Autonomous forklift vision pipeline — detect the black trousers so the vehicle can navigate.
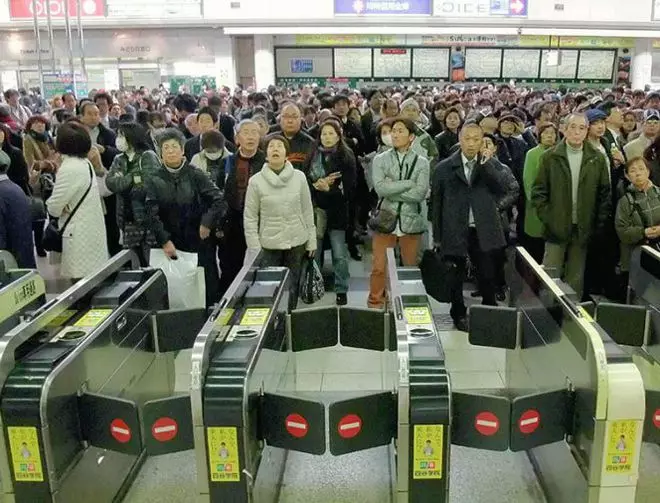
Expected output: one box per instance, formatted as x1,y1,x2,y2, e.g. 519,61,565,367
261,245,307,312
217,215,247,297
197,239,221,308
447,228,498,322
104,194,122,256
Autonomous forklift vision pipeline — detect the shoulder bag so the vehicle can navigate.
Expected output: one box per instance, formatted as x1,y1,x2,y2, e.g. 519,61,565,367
367,153,418,234
42,164,94,253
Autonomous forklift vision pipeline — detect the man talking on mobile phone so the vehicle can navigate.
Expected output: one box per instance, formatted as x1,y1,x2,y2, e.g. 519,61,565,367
431,121,515,332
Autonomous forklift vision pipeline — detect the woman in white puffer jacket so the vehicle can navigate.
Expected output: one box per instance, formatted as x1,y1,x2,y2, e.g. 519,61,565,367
244,134,316,310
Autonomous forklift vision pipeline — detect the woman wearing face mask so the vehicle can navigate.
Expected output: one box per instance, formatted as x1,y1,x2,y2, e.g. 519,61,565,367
105,123,161,266
145,128,227,307
304,119,356,306
190,130,231,177
244,135,316,311
434,107,462,162
522,123,558,262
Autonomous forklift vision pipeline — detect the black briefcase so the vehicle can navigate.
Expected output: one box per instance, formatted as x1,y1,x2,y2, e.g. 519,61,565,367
420,249,460,303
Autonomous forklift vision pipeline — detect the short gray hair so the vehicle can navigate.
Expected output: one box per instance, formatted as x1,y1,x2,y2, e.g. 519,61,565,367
157,127,186,149
236,118,259,134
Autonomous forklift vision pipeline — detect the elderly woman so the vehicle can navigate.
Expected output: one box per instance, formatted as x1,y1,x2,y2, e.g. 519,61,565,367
46,122,108,279
106,123,161,266
244,135,316,311
145,128,227,307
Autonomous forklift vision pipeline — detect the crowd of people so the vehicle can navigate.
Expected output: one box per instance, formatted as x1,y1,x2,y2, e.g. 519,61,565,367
1,81,660,329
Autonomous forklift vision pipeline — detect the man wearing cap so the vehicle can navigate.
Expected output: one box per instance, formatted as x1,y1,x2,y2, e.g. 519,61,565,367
625,109,660,160
532,113,611,298
0,150,36,269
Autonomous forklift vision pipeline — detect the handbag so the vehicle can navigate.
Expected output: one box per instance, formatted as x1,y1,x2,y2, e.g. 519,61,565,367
420,249,461,303
367,153,418,235
42,165,94,253
299,257,325,305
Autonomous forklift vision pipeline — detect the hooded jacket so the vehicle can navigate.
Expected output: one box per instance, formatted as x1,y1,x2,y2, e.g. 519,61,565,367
244,161,316,251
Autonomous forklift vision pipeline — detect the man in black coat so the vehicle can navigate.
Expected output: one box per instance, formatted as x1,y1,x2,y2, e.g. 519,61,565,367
361,89,384,154
80,102,121,255
432,122,515,332
174,94,197,140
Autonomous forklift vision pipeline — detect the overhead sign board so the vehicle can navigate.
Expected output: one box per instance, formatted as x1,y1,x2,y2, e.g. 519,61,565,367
335,0,433,15
106,0,202,18
9,0,105,19
434,0,527,17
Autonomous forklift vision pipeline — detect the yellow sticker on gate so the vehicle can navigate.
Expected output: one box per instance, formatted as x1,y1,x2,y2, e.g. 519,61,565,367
240,308,270,326
47,309,78,328
413,424,444,480
577,306,594,323
74,309,113,328
8,427,44,482
605,420,638,474
404,306,432,325
214,308,235,327
207,427,240,483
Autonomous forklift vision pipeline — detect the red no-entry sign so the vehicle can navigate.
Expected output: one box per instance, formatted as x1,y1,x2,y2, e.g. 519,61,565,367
475,412,500,436
110,418,131,444
519,409,541,435
152,417,178,442
285,413,309,438
653,409,660,429
338,414,362,439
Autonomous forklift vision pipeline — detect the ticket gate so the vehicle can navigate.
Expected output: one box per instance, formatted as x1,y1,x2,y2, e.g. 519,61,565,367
181,250,450,503
0,253,46,336
467,247,646,503
0,250,207,503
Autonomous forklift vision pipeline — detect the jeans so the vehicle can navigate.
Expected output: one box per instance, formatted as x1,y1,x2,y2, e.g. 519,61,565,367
315,230,349,294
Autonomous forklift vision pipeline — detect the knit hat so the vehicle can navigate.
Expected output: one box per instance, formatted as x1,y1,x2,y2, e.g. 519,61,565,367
400,97,420,111
585,109,607,124
644,109,660,122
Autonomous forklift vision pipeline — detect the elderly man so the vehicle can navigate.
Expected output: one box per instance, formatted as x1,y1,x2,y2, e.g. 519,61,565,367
400,97,439,165
3,89,31,130
625,109,660,161
277,102,314,171
532,113,611,298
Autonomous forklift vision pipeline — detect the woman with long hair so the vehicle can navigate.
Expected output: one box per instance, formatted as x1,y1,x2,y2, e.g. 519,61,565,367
304,119,356,305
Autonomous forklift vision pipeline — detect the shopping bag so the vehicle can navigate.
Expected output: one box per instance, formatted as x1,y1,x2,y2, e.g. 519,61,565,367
149,249,206,309
419,249,461,303
299,257,325,304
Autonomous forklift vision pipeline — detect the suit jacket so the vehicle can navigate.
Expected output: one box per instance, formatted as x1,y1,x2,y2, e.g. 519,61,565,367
432,151,513,256
361,109,381,154
94,123,119,169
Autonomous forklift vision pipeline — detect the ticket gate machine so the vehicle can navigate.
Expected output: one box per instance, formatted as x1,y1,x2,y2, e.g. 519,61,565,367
468,247,646,503
0,252,46,335
0,251,206,503
186,250,450,503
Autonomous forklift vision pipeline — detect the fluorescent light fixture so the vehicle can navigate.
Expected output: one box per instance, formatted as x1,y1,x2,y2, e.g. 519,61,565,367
223,26,521,36
224,26,660,38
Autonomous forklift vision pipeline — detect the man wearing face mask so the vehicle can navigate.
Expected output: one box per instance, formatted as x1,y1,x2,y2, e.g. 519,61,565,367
216,119,266,295
190,130,231,176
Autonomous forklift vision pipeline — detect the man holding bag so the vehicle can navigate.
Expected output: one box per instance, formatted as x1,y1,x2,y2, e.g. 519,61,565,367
145,128,227,308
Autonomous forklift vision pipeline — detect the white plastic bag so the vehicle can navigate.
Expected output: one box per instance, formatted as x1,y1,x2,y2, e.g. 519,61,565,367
149,249,206,309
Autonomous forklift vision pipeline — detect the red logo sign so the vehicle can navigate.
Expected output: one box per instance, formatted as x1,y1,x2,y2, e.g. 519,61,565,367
474,411,500,436
653,409,660,429
337,414,362,439
285,413,309,439
10,0,105,19
151,417,178,442
518,409,541,435
110,418,131,444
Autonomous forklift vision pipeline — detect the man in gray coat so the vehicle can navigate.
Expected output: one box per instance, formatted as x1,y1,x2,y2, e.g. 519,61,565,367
432,122,516,331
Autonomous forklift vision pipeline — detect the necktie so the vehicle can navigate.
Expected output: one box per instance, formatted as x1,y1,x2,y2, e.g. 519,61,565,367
466,159,475,184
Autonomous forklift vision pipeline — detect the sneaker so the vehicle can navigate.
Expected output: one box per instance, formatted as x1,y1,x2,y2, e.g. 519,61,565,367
336,293,348,306
453,317,469,333
349,247,362,261
36,249,47,258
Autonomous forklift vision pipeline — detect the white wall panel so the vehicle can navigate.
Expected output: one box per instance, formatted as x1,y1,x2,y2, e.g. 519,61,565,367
205,0,333,20
528,0,652,23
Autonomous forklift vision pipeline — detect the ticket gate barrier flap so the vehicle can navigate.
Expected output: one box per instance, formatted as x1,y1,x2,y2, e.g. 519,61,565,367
328,392,396,456
340,307,387,352
469,305,518,350
509,389,572,452
521,303,565,350
451,392,511,451
152,308,208,352
289,306,338,352
593,302,647,347
143,395,194,456
78,392,142,456
644,389,660,444
260,393,326,455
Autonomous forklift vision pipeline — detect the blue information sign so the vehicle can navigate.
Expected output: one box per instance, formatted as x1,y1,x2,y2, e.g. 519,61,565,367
334,0,433,15
291,59,314,74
